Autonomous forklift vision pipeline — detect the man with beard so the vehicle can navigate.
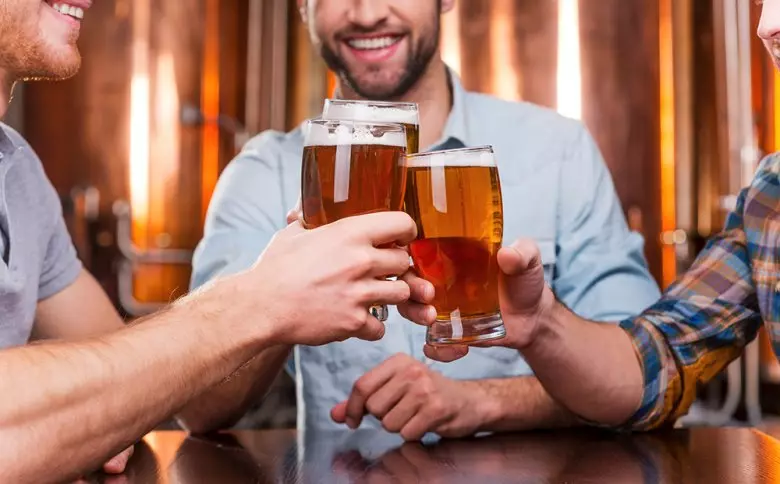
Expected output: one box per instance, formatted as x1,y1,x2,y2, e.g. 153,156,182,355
0,1,420,481
188,0,661,439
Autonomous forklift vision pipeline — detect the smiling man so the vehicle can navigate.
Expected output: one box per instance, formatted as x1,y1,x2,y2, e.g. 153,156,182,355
188,0,661,440
0,0,422,481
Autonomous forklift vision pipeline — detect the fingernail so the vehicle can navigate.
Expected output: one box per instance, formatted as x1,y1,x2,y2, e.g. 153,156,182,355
346,418,357,429
425,283,435,301
427,306,437,323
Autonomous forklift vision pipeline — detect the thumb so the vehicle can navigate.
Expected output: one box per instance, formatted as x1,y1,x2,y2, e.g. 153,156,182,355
331,401,348,423
286,197,302,225
497,239,547,316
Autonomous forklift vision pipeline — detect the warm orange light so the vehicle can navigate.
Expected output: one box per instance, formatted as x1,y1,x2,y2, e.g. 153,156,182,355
490,0,520,100
201,0,221,224
150,52,181,238
557,0,582,119
129,0,150,248
440,0,462,76
659,0,677,287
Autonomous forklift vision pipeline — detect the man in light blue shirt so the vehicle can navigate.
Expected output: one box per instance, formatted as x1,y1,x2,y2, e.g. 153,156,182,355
185,0,661,439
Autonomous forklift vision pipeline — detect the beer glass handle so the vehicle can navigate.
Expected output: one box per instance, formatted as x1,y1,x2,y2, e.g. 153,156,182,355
369,304,389,322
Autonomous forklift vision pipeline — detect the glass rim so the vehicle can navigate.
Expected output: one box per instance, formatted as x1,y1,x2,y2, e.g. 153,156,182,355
404,145,495,167
306,117,407,132
405,145,494,159
324,99,419,110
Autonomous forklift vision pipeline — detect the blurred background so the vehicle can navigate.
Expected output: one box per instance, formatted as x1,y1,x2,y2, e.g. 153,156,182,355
5,0,778,428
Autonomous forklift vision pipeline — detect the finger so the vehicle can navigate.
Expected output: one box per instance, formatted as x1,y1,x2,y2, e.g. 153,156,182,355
102,446,135,474
368,248,412,278
380,395,423,434
344,354,415,428
286,198,302,225
340,212,418,247
397,301,437,326
331,401,348,423
400,411,443,442
423,344,469,362
359,279,411,306
497,239,543,276
353,315,386,342
365,374,410,420
400,270,435,304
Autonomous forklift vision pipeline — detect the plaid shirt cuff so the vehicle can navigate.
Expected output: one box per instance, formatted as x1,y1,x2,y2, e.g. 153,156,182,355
617,316,683,431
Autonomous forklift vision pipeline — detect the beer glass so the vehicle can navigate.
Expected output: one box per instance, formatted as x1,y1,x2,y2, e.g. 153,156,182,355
404,146,505,344
301,119,408,322
322,100,420,154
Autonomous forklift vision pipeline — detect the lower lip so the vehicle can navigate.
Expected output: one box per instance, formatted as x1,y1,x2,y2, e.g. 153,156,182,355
343,37,404,63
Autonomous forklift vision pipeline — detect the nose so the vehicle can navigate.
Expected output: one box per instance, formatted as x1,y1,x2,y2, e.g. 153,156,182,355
347,0,390,29
758,1,780,41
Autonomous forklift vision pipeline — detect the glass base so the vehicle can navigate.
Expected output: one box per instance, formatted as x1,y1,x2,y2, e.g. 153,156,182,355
426,313,505,345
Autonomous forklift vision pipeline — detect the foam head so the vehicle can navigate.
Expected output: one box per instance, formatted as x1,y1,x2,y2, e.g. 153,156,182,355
323,100,419,125
405,146,496,168
304,120,408,148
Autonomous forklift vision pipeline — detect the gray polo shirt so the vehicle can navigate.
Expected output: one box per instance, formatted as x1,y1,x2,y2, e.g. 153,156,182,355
0,123,82,348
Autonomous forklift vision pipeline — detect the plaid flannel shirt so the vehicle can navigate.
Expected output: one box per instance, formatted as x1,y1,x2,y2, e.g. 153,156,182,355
619,154,780,430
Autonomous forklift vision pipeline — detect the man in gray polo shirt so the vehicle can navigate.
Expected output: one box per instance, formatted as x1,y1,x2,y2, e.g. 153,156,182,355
188,0,661,440
0,1,421,481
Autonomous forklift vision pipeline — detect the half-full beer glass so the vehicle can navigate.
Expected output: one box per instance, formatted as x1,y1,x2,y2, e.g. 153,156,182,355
404,146,505,344
322,100,420,154
301,119,408,322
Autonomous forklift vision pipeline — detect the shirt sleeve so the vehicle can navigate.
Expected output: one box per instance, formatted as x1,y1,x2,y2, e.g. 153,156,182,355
190,133,296,376
554,126,661,321
618,173,768,430
191,133,291,290
36,161,82,301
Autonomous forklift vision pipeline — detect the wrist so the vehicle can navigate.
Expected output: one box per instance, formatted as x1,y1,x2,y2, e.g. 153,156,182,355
526,287,567,352
460,380,503,430
176,272,278,350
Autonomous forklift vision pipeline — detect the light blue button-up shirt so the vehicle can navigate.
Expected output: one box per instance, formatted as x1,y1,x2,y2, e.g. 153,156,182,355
191,73,661,431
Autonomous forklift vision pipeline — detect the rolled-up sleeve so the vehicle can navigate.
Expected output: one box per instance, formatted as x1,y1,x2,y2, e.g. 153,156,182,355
554,126,661,321
618,184,764,430
191,134,291,290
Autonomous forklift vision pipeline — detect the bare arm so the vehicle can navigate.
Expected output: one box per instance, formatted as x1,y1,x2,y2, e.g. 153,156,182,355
176,344,291,433
0,213,418,483
468,375,578,432
32,270,124,340
0,275,270,483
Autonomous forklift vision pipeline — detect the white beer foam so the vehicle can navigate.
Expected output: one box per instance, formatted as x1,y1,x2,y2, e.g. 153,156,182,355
405,147,496,168
324,102,419,125
305,122,407,148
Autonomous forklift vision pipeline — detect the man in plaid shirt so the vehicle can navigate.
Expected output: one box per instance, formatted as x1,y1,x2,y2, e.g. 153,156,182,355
392,2,780,431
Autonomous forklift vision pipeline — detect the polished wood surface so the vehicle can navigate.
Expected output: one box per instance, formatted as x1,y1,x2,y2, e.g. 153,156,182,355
90,427,780,483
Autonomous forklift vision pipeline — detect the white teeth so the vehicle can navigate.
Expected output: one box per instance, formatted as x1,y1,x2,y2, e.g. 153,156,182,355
347,36,400,50
51,3,85,20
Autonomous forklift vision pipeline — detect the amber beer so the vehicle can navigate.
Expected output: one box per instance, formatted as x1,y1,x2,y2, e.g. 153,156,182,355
322,99,420,154
404,146,505,344
301,119,408,228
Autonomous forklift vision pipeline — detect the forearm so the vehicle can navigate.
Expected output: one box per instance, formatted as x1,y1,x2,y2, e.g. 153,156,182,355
469,376,579,432
522,303,644,426
0,277,270,483
177,344,292,433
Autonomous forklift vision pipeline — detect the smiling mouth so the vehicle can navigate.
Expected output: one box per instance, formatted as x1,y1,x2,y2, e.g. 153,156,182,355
45,1,86,21
345,35,404,51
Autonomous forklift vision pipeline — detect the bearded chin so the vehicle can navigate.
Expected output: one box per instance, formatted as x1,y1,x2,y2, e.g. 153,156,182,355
20,48,81,82
321,35,438,100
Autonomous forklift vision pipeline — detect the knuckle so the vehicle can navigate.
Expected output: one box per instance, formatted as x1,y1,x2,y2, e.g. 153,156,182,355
352,380,369,399
382,418,402,433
